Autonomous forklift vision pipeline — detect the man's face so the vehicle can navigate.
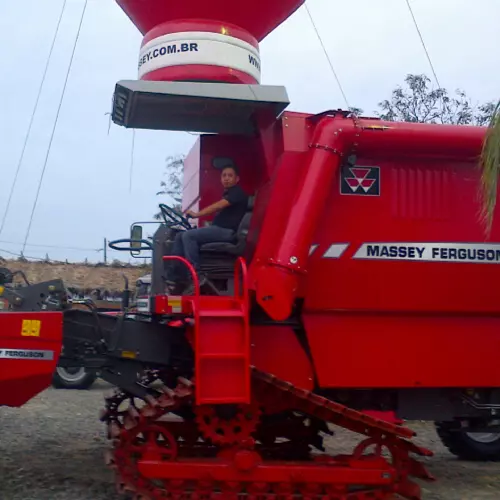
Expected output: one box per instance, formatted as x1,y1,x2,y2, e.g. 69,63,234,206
221,167,239,189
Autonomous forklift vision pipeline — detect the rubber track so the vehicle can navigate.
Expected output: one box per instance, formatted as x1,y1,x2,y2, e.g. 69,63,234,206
252,367,433,458
105,367,434,499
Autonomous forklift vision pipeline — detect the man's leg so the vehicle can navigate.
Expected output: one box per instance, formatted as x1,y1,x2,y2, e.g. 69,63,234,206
171,230,185,257
165,230,187,285
181,225,235,280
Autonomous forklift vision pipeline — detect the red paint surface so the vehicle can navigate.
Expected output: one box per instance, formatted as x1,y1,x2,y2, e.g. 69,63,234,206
248,115,488,320
0,312,62,407
116,0,304,41
142,65,257,84
303,312,500,388
250,325,314,391
141,19,259,48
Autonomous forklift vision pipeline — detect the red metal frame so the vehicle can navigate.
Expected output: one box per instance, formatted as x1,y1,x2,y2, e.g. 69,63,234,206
158,255,251,405
154,255,200,315
136,453,396,487
234,256,249,306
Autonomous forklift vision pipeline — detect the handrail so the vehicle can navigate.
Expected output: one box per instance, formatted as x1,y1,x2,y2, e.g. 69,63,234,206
162,256,200,301
234,257,249,308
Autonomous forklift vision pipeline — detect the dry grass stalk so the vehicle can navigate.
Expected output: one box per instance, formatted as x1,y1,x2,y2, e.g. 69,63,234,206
480,100,500,234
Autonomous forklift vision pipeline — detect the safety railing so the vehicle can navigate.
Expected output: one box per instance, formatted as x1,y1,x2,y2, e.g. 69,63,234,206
162,255,201,300
234,257,249,308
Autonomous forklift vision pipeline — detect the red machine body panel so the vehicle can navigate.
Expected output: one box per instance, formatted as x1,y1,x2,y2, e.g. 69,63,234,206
97,0,500,492
304,158,499,314
184,111,500,392
296,121,500,389
250,325,314,391
303,313,500,388
0,312,62,407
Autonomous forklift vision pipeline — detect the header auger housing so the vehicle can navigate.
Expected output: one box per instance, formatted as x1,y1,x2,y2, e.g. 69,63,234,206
1,1,500,499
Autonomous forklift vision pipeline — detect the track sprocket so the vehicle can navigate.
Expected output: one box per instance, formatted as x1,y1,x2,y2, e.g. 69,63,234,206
99,370,161,438
194,401,262,446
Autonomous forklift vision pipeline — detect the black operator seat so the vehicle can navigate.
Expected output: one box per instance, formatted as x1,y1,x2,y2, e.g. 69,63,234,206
200,195,255,255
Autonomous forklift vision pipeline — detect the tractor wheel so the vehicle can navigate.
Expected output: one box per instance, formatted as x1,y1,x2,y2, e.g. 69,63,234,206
52,367,97,390
435,420,500,461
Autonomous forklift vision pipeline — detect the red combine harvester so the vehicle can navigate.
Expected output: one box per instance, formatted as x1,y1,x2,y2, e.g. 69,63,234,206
1,0,500,498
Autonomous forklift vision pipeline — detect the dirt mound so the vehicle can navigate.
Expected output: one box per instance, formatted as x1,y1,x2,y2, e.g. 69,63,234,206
0,258,151,295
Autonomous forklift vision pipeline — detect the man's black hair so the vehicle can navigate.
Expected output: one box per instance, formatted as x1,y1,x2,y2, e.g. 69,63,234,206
222,164,239,176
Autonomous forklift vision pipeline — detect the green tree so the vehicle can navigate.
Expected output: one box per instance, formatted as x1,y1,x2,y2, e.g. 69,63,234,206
348,106,364,116
376,74,494,125
154,155,185,220
351,74,494,126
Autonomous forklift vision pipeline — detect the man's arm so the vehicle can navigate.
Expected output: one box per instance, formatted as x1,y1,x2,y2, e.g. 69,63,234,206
185,199,230,219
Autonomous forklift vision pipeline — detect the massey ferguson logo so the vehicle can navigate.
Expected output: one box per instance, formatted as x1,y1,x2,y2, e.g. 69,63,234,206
340,166,380,196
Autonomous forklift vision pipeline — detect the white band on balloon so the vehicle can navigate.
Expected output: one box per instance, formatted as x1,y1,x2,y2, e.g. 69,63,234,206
138,31,261,82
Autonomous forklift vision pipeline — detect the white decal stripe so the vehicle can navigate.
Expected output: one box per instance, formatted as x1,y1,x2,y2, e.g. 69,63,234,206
353,242,500,264
141,31,259,57
323,244,349,259
309,244,318,256
0,349,54,360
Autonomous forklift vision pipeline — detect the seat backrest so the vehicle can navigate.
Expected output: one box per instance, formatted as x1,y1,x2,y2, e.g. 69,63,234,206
235,195,255,239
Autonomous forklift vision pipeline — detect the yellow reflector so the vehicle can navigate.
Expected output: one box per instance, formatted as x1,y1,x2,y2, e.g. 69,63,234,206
121,351,136,359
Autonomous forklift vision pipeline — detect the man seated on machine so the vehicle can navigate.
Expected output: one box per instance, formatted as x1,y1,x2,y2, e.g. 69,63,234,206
166,164,248,295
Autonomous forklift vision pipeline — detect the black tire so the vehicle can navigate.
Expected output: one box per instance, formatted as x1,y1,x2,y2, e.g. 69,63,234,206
52,366,97,390
435,420,500,461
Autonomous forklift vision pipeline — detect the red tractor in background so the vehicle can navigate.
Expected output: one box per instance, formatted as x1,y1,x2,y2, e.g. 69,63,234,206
2,0,500,498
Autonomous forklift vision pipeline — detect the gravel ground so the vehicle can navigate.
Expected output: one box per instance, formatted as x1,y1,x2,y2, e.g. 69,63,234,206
1,380,499,500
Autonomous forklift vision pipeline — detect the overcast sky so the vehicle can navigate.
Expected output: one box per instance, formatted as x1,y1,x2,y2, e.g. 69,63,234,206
0,0,498,263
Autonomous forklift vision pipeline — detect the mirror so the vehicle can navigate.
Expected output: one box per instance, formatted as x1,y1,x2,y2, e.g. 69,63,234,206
130,225,143,249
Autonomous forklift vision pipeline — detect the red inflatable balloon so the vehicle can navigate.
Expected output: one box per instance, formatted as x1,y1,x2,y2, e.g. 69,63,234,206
116,0,304,83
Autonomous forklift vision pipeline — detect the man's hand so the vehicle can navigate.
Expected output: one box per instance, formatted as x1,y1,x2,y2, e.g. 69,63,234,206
185,209,199,219
186,199,230,219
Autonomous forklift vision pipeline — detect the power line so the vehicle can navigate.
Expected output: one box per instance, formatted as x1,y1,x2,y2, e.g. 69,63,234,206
22,0,89,253
0,247,99,264
304,3,350,109
0,247,64,262
405,0,441,89
0,239,99,252
0,248,42,260
0,0,68,239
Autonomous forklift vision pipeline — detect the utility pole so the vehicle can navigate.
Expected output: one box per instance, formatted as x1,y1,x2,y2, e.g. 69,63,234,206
103,237,107,264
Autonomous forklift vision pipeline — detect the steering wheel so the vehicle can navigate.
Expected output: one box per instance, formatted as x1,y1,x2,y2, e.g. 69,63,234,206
159,204,192,230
